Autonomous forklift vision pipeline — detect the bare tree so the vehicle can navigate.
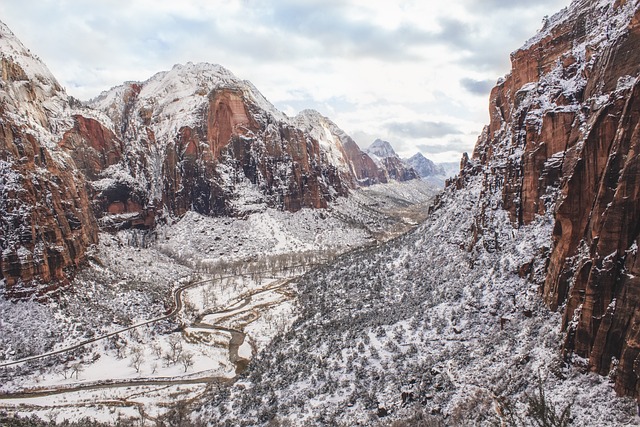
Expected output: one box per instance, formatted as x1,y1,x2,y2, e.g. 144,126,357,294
164,335,183,365
129,346,145,373
179,351,195,372
151,343,163,358
70,362,83,380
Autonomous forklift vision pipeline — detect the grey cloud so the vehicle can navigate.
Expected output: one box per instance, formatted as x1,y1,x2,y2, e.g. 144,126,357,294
417,139,472,155
432,18,475,49
386,121,462,139
262,1,434,61
464,0,566,11
460,78,495,95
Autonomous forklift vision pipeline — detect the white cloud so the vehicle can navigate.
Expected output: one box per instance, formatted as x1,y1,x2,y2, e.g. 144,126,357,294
0,0,571,162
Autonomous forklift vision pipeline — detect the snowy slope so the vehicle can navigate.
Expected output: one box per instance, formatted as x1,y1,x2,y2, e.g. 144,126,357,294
0,20,111,145
202,168,636,426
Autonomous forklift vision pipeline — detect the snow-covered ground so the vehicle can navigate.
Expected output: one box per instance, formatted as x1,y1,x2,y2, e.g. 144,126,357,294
0,179,437,424
199,172,638,426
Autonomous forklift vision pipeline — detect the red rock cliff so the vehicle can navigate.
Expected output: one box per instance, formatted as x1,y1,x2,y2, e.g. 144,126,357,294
0,30,99,297
468,0,640,397
90,64,352,217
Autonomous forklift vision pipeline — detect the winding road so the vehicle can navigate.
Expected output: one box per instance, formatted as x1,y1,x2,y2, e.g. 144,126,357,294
0,267,305,371
0,267,302,409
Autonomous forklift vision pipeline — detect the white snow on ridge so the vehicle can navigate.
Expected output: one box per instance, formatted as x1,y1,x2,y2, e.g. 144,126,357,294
0,20,60,88
294,109,352,174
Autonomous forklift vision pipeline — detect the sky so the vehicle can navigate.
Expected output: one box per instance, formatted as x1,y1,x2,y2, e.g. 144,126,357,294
0,0,572,162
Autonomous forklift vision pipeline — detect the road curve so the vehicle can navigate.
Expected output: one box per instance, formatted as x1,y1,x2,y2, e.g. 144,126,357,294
0,267,306,370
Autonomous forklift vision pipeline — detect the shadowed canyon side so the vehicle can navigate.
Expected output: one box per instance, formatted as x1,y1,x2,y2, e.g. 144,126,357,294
88,65,396,219
0,24,99,298
462,0,640,397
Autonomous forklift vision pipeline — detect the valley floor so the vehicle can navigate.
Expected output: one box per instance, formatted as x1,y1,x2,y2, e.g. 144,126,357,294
0,180,437,425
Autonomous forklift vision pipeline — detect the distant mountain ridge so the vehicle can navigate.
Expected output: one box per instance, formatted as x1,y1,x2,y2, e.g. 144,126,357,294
404,153,459,187
405,152,444,177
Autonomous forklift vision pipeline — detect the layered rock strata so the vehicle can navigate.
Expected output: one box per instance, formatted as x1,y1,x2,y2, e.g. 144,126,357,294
464,0,640,397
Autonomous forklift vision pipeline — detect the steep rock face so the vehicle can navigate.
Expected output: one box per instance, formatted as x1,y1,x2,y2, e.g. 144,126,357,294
59,115,123,181
468,0,640,397
90,64,351,217
0,22,99,297
367,139,420,182
293,109,388,186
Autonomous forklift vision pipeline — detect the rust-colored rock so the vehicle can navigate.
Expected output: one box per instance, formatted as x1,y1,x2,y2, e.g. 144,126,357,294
0,120,98,298
59,115,123,181
468,0,640,398
0,22,99,297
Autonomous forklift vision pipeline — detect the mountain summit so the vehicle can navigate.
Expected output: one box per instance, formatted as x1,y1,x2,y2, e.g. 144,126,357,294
405,152,445,177
366,139,419,182
367,138,398,158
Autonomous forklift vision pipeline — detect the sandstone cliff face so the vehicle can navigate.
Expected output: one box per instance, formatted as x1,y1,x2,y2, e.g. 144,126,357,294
0,22,99,297
293,109,388,186
466,0,640,398
89,64,352,218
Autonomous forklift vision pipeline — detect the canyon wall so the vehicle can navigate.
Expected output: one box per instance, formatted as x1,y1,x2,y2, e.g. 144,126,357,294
0,24,99,297
466,0,640,397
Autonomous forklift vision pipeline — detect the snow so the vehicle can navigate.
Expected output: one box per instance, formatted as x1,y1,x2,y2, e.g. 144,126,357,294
0,179,437,423
367,139,398,159
198,170,636,426
293,109,352,174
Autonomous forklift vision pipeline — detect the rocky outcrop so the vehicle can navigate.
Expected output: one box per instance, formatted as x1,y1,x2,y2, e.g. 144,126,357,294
0,22,99,297
466,0,640,398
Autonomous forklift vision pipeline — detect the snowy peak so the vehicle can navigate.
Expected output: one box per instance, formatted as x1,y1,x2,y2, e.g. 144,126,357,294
0,20,61,89
0,19,73,140
364,139,419,182
293,110,392,186
367,139,398,159
89,61,287,141
406,152,444,177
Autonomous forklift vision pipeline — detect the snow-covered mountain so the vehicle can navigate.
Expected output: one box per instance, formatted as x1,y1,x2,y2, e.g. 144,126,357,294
85,62,353,218
366,139,420,182
367,138,398,159
405,154,461,187
405,152,445,177
292,109,388,186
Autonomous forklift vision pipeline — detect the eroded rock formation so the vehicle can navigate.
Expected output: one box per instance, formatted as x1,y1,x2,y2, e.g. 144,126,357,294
465,0,640,398
0,25,99,297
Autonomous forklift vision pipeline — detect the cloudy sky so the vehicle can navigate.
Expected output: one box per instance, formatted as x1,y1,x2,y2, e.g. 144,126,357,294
1,0,571,162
